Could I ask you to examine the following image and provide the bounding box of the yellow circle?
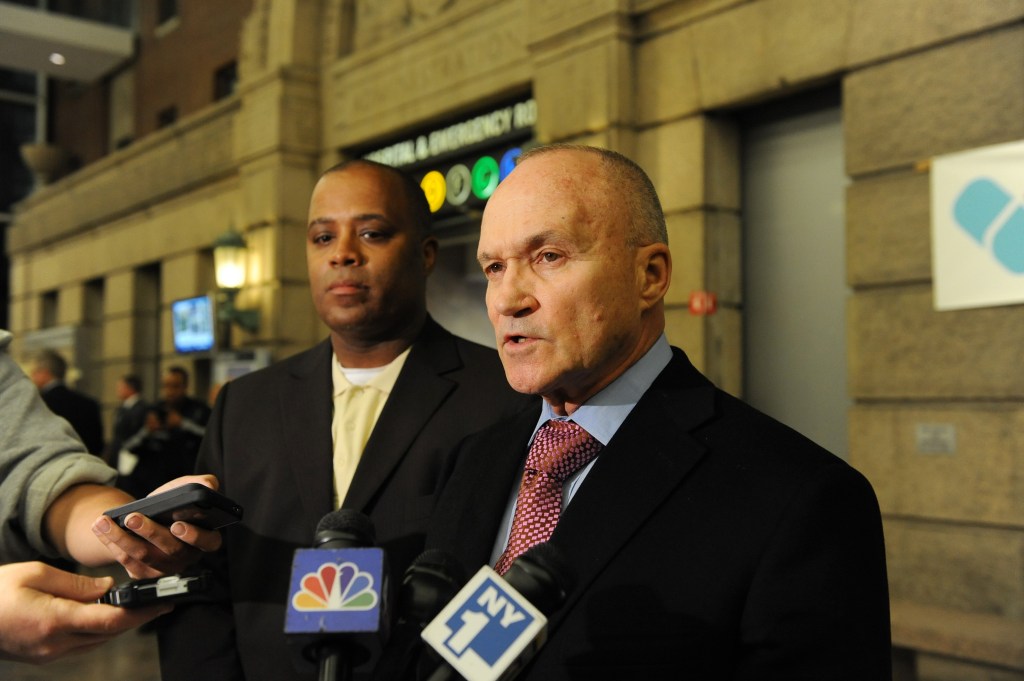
[420,171,446,213]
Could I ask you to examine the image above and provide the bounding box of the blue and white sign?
[931,139,1024,310]
[421,566,547,681]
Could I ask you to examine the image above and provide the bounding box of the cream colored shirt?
[330,347,411,507]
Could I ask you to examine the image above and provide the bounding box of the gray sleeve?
[0,330,117,562]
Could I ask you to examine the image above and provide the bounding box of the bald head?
[516,144,667,247]
[320,159,433,239]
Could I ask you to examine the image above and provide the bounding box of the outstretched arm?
[45,474,223,579]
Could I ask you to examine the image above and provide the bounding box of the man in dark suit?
[158,160,534,681]
[105,373,148,468]
[422,145,891,679]
[30,349,104,456]
[119,366,211,498]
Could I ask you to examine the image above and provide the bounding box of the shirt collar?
[332,346,411,398]
[532,334,672,445]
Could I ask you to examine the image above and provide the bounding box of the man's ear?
[637,243,671,311]
[422,236,439,276]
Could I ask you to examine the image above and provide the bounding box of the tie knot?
[526,420,602,482]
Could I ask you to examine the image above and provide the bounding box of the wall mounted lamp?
[213,228,259,345]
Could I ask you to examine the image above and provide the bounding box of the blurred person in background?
[105,373,149,470]
[120,366,210,498]
[29,348,104,456]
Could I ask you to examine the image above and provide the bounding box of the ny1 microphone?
[284,509,390,681]
[420,543,575,681]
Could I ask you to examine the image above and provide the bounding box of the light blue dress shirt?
[488,335,673,563]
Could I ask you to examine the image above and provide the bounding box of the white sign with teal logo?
[931,139,1024,310]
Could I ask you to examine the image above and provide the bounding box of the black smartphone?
[98,571,210,608]
[104,483,243,530]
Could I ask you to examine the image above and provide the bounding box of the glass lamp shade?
[214,230,247,290]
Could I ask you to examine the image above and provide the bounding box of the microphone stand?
[318,642,355,681]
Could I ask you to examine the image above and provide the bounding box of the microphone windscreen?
[313,509,376,548]
[407,549,467,582]
[400,550,469,626]
[504,543,575,616]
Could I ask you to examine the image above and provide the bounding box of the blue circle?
[499,148,521,181]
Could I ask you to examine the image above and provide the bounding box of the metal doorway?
[741,89,850,458]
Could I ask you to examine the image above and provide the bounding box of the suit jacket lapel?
[280,339,335,527]
[343,318,458,512]
[547,351,717,626]
[437,408,541,571]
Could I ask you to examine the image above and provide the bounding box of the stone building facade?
[6,1,1024,677]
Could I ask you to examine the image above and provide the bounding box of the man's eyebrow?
[308,216,334,229]
[351,212,393,224]
[477,230,565,265]
[307,213,394,230]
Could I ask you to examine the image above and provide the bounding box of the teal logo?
[953,178,1024,274]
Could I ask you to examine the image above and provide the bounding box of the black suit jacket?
[159,318,535,681]
[104,396,149,465]
[41,383,104,455]
[424,348,891,680]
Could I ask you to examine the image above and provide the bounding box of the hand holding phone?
[98,571,210,608]
[104,483,243,531]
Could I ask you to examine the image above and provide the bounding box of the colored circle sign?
[499,148,521,180]
[472,156,500,200]
[420,171,446,213]
[445,164,472,206]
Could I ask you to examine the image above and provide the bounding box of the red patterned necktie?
[494,420,603,575]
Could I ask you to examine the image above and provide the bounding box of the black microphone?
[400,549,469,627]
[284,510,390,681]
[372,549,470,679]
[420,543,575,681]
[502,543,574,618]
[315,509,376,549]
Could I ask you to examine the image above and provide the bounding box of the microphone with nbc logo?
[284,509,390,681]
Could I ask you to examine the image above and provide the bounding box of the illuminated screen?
[171,295,216,353]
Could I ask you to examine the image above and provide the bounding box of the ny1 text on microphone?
[419,543,574,681]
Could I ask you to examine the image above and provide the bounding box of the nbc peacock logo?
[291,561,379,611]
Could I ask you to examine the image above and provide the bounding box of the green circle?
[471,156,500,200]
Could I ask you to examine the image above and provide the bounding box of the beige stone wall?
[841,10,1024,674]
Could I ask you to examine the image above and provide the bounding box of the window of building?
[41,291,58,328]
[108,68,135,153]
[83,278,105,397]
[1,68,39,221]
[155,0,180,37]
[132,264,161,402]
[157,106,178,129]
[157,0,178,25]
[213,61,238,101]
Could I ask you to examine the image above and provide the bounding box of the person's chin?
[323,308,372,331]
[503,365,550,397]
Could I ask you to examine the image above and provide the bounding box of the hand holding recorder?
[0,561,172,664]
